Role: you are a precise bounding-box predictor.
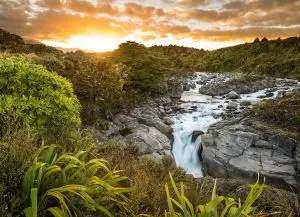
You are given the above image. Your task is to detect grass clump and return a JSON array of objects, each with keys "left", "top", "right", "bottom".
[{"left": 22, "top": 144, "right": 130, "bottom": 217}]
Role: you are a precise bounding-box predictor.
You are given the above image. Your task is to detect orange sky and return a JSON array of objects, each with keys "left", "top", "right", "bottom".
[{"left": 0, "top": 0, "right": 300, "bottom": 52}]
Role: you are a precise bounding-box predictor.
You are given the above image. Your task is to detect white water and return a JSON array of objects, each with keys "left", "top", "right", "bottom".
[{"left": 171, "top": 73, "right": 299, "bottom": 177}]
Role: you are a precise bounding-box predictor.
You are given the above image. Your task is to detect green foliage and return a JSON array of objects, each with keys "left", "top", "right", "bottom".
[
  {"left": 0, "top": 120, "right": 38, "bottom": 217},
  {"left": 22, "top": 144, "right": 130, "bottom": 217},
  {"left": 250, "top": 93, "right": 300, "bottom": 132},
  {"left": 0, "top": 57, "right": 81, "bottom": 137},
  {"left": 165, "top": 173, "right": 265, "bottom": 217},
  {"left": 113, "top": 41, "right": 169, "bottom": 93}
]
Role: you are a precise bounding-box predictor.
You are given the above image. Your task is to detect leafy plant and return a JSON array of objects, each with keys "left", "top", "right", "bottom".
[
  {"left": 165, "top": 173, "right": 265, "bottom": 217},
  {"left": 0, "top": 57, "right": 81, "bottom": 138},
  {"left": 22, "top": 144, "right": 130, "bottom": 217}
]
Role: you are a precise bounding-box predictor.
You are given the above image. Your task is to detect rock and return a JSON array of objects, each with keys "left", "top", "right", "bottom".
[
  {"left": 254, "top": 140, "right": 272, "bottom": 149},
  {"left": 226, "top": 91, "right": 240, "bottom": 99},
  {"left": 226, "top": 102, "right": 238, "bottom": 111},
  {"left": 200, "top": 120, "right": 299, "bottom": 191},
  {"left": 189, "top": 82, "right": 196, "bottom": 89},
  {"left": 183, "top": 83, "right": 190, "bottom": 91},
  {"left": 240, "top": 100, "right": 251, "bottom": 106},
  {"left": 191, "top": 130, "right": 204, "bottom": 143},
  {"left": 113, "top": 114, "right": 139, "bottom": 131},
  {"left": 163, "top": 117, "right": 174, "bottom": 125},
  {"left": 265, "top": 92, "right": 274, "bottom": 97},
  {"left": 125, "top": 125, "right": 171, "bottom": 155},
  {"left": 218, "top": 105, "right": 224, "bottom": 108},
  {"left": 196, "top": 80, "right": 206, "bottom": 85}
]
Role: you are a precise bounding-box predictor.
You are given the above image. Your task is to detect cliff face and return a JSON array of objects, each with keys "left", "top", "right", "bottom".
[{"left": 200, "top": 117, "right": 300, "bottom": 192}]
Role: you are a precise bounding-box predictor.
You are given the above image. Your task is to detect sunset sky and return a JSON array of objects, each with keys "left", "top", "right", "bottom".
[{"left": 1, "top": 0, "right": 300, "bottom": 52}]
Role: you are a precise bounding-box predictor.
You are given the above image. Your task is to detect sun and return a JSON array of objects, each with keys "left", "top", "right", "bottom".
[{"left": 42, "top": 35, "right": 123, "bottom": 52}]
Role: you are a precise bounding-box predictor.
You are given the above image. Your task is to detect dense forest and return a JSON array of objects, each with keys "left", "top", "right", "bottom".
[{"left": 0, "top": 28, "right": 299, "bottom": 217}]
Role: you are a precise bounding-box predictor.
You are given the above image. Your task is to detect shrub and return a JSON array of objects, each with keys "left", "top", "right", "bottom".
[
  {"left": 0, "top": 57, "right": 81, "bottom": 138},
  {"left": 0, "top": 120, "right": 38, "bottom": 217},
  {"left": 22, "top": 144, "right": 130, "bottom": 217}
]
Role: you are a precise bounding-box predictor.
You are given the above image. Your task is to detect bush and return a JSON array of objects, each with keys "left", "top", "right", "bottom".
[
  {"left": 0, "top": 120, "right": 38, "bottom": 217},
  {"left": 0, "top": 57, "right": 81, "bottom": 138}
]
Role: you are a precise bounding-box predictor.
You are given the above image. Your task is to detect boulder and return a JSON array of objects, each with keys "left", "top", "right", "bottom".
[
  {"left": 200, "top": 121, "right": 299, "bottom": 191},
  {"left": 226, "top": 102, "right": 238, "bottom": 111},
  {"left": 191, "top": 130, "right": 204, "bottom": 143},
  {"left": 226, "top": 91, "right": 240, "bottom": 99},
  {"left": 125, "top": 125, "right": 171, "bottom": 155}
]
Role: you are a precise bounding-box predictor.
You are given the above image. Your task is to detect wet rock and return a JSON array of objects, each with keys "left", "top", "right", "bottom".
[
  {"left": 191, "top": 130, "right": 205, "bottom": 143},
  {"left": 189, "top": 82, "right": 196, "bottom": 89},
  {"left": 183, "top": 83, "right": 191, "bottom": 91},
  {"left": 265, "top": 92, "right": 274, "bottom": 97}
]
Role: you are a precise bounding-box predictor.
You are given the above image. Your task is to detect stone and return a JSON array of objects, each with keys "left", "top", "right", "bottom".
[
  {"left": 191, "top": 130, "right": 205, "bottom": 143},
  {"left": 265, "top": 92, "right": 274, "bottom": 97},
  {"left": 226, "top": 102, "right": 238, "bottom": 111},
  {"left": 254, "top": 140, "right": 272, "bottom": 149},
  {"left": 226, "top": 91, "right": 240, "bottom": 99},
  {"left": 125, "top": 125, "right": 171, "bottom": 155},
  {"left": 200, "top": 120, "right": 299, "bottom": 191}
]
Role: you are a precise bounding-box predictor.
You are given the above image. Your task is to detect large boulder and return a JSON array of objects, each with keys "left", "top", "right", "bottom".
[
  {"left": 124, "top": 125, "right": 171, "bottom": 157},
  {"left": 201, "top": 121, "right": 299, "bottom": 191}
]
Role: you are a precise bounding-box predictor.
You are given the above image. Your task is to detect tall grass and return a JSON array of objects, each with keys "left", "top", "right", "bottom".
[
  {"left": 165, "top": 173, "right": 265, "bottom": 217},
  {"left": 22, "top": 144, "right": 131, "bottom": 217}
]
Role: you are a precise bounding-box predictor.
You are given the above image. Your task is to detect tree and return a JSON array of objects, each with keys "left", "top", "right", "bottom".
[{"left": 112, "top": 41, "right": 168, "bottom": 93}]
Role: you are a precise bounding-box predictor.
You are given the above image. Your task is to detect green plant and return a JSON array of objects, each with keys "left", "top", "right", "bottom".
[
  {"left": 22, "top": 144, "right": 130, "bottom": 217},
  {"left": 0, "top": 56, "right": 81, "bottom": 138},
  {"left": 0, "top": 119, "right": 38, "bottom": 217},
  {"left": 165, "top": 173, "right": 265, "bottom": 217}
]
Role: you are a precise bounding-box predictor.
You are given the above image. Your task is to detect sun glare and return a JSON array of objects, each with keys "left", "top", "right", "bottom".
[{"left": 43, "top": 35, "right": 122, "bottom": 52}]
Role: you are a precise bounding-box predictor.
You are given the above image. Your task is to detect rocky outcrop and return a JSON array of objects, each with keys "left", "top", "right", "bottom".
[
  {"left": 199, "top": 76, "right": 277, "bottom": 96},
  {"left": 93, "top": 98, "right": 174, "bottom": 160},
  {"left": 200, "top": 118, "right": 300, "bottom": 191}
]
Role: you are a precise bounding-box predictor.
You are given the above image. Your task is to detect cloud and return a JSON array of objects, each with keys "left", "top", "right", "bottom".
[
  {"left": 0, "top": 0, "right": 299, "bottom": 49},
  {"left": 163, "top": 0, "right": 208, "bottom": 7}
]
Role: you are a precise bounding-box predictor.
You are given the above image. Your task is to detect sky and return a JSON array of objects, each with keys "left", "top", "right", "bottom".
[{"left": 0, "top": 0, "right": 300, "bottom": 52}]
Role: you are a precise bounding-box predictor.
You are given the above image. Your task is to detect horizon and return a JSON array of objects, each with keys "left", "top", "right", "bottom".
[{"left": 1, "top": 0, "right": 300, "bottom": 52}]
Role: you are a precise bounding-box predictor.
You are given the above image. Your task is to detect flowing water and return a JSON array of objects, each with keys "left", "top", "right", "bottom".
[{"left": 171, "top": 73, "right": 299, "bottom": 177}]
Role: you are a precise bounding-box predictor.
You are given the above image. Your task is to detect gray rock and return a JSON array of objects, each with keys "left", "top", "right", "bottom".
[
  {"left": 200, "top": 121, "right": 299, "bottom": 190},
  {"left": 226, "top": 102, "right": 238, "bottom": 111},
  {"left": 226, "top": 91, "right": 240, "bottom": 99},
  {"left": 125, "top": 125, "right": 171, "bottom": 155},
  {"left": 254, "top": 140, "right": 272, "bottom": 149}
]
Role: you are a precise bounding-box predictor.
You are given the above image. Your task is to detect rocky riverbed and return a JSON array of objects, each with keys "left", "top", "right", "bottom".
[{"left": 94, "top": 72, "right": 300, "bottom": 191}]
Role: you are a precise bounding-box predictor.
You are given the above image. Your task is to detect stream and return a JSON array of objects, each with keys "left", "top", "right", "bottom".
[{"left": 171, "top": 73, "right": 299, "bottom": 177}]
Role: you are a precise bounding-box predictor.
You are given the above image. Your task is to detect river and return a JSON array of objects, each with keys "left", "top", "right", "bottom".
[{"left": 171, "top": 73, "right": 298, "bottom": 177}]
